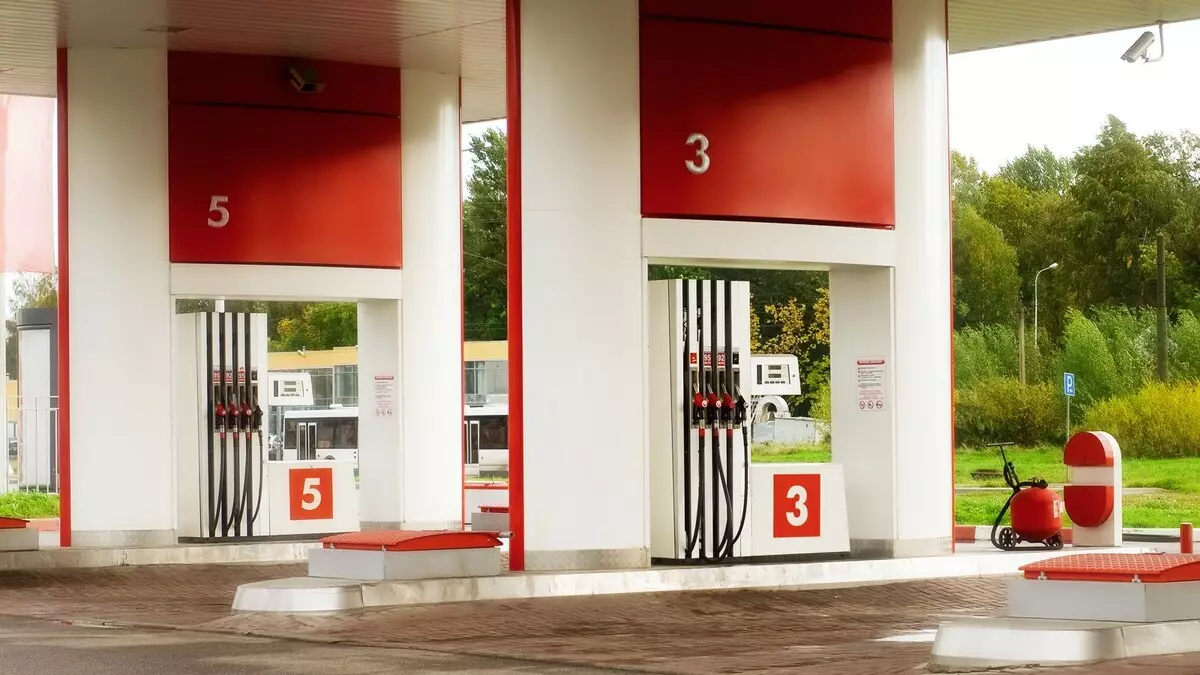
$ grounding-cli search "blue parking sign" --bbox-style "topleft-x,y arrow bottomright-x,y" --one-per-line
1064,373 -> 1076,397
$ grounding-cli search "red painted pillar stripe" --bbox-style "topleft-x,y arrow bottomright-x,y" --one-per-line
505,0 -> 525,572
55,48 -> 72,548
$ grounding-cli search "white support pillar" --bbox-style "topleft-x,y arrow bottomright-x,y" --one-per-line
66,48 -> 174,547
891,0 -> 954,555
358,71 -> 463,530
829,267 -> 898,554
357,299 -> 403,526
517,0 -> 647,570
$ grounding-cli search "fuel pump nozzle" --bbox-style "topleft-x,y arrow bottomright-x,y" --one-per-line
251,401 -> 264,433
707,387 -> 721,427
721,389 -> 736,429
241,394 -> 254,439
692,388 -> 707,427
214,401 -> 227,438
733,387 -> 748,428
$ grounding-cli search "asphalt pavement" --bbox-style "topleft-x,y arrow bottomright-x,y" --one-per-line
0,615 -> 621,675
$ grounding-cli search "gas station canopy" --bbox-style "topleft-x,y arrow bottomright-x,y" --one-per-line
2,0 -> 1200,123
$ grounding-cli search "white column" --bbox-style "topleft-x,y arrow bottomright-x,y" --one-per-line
357,299 -> 403,526
67,48 -> 173,546
371,70 -> 463,530
829,267 -> 898,553
891,0 -> 954,555
519,0 -> 646,570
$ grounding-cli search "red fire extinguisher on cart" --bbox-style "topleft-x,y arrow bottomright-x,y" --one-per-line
989,442 -> 1065,550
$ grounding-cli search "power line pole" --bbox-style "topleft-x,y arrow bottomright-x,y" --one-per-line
1158,232 -> 1169,382
1018,308 -> 1027,386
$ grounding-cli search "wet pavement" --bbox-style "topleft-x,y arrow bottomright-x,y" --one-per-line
0,563 -> 1199,673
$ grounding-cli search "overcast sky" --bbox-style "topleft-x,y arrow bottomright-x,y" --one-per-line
465,19 -> 1200,175
951,19 -> 1200,171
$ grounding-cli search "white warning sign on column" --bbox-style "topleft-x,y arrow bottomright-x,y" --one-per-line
373,374 -> 396,418
856,359 -> 885,411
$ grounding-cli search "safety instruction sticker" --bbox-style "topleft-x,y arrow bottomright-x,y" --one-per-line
374,374 -> 396,418
856,359 -> 885,411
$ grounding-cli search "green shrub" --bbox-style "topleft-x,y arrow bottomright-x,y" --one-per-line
955,377 -> 1060,447
809,380 -> 832,443
0,491 -> 58,519
1092,306 -> 1154,394
1060,309 -> 1123,410
1171,310 -> 1200,381
1083,383 -> 1200,458
954,324 -> 1018,387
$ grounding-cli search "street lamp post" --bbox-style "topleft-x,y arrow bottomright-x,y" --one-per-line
1034,262 -> 1059,347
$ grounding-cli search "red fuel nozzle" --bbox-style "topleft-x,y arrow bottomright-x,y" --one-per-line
214,402 -> 227,438
693,392 -> 707,427
242,401 -> 254,436
721,392 -> 735,424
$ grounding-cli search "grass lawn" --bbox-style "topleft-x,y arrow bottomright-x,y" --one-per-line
0,491 -> 58,519
752,442 -> 1200,529
955,491 -> 1200,529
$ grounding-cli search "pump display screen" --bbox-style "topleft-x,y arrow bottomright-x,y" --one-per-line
758,364 -> 792,385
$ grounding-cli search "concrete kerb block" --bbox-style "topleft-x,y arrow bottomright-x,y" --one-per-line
0,527 -> 40,553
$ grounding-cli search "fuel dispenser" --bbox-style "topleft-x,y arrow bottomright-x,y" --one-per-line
650,279 -> 851,563
649,279 -> 753,562
174,312 -> 271,540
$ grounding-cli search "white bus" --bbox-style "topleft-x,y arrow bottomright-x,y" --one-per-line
281,406 -> 359,463
464,403 -> 508,475
279,404 -> 510,473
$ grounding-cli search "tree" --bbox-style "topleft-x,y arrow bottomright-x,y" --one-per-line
952,202 -> 1020,327
272,303 -> 357,352
174,299 -> 313,347
463,128 -> 509,341
976,172 -> 1073,337
998,145 -> 1073,195
951,151 -> 985,207
11,273 -> 56,310
750,288 -> 830,416
1068,116 -> 1186,309
6,272 -> 58,376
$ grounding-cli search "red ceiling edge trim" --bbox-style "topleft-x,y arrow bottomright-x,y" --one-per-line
56,47 -> 72,548
458,75 -> 467,532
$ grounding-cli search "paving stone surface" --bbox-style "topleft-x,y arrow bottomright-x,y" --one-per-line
0,564 -> 1200,673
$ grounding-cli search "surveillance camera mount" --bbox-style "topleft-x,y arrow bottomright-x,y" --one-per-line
1144,21 -> 1165,63
287,63 -> 326,94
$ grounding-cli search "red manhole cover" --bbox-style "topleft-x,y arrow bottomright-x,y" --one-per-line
1021,553 -> 1200,582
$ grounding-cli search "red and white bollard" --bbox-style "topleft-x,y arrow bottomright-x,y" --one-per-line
1182,522 -> 1194,554
1063,431 -> 1123,547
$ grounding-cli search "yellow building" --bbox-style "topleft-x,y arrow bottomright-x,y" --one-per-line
266,341 -> 507,370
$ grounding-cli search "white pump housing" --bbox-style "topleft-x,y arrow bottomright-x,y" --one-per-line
648,279 -> 753,562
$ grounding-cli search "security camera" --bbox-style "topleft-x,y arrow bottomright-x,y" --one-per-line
1121,23 -> 1164,63
287,64 -> 325,94
1121,31 -> 1155,62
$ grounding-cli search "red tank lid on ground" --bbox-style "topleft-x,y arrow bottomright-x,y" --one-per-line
321,530 -> 502,552
1020,552 -> 1200,582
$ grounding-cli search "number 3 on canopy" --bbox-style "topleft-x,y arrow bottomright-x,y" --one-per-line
686,133 -> 710,175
